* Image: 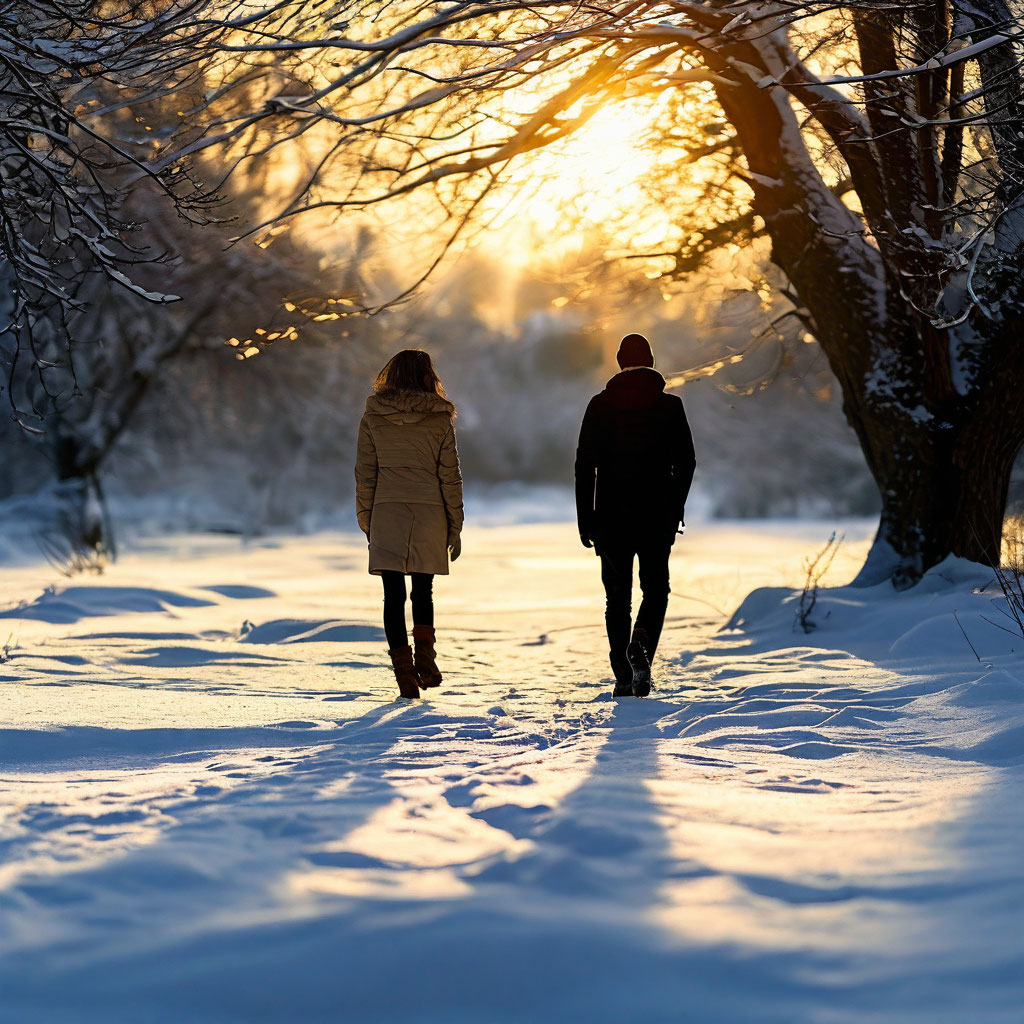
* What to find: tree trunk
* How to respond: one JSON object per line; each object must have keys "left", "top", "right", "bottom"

{"left": 52, "top": 432, "right": 115, "bottom": 562}
{"left": 696, "top": 17, "right": 1024, "bottom": 590}
{"left": 852, "top": 412, "right": 1018, "bottom": 588}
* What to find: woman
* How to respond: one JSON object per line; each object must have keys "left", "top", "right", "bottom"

{"left": 355, "top": 349, "right": 463, "bottom": 699}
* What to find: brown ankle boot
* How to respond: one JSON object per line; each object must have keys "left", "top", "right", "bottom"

{"left": 389, "top": 645, "right": 420, "bottom": 699}
{"left": 412, "top": 625, "right": 442, "bottom": 688}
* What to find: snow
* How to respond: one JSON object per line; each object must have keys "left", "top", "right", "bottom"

{"left": 2, "top": 518, "right": 1024, "bottom": 1021}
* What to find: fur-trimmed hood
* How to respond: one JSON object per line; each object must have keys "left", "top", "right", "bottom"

{"left": 365, "top": 389, "right": 456, "bottom": 423}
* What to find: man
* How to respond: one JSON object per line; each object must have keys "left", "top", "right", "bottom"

{"left": 575, "top": 334, "right": 696, "bottom": 697}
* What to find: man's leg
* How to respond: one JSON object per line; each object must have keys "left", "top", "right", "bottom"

{"left": 599, "top": 541, "right": 635, "bottom": 692}
{"left": 634, "top": 538, "right": 673, "bottom": 661}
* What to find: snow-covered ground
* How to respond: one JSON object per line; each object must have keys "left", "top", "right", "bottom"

{"left": 2, "top": 519, "right": 1023, "bottom": 1022}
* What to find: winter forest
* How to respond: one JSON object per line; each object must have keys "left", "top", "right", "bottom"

{"left": 3, "top": 2, "right": 1024, "bottom": 1021}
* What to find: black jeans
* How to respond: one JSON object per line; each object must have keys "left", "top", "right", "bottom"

{"left": 381, "top": 571, "right": 434, "bottom": 650}
{"left": 598, "top": 537, "right": 672, "bottom": 685}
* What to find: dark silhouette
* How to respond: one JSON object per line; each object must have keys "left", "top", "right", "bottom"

{"left": 575, "top": 334, "right": 696, "bottom": 696}
{"left": 355, "top": 349, "right": 463, "bottom": 699}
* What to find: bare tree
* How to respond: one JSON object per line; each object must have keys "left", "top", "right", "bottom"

{"left": 2, "top": 172, "right": 358, "bottom": 560}
{"left": 0, "top": 1, "right": 355, "bottom": 557}
{"left": 0, "top": 1, "right": 228, "bottom": 409}
{"left": 167, "top": 0, "right": 1024, "bottom": 589}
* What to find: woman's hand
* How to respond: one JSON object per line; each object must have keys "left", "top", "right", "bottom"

{"left": 448, "top": 532, "right": 462, "bottom": 562}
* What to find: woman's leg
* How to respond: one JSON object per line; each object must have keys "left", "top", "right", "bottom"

{"left": 410, "top": 574, "right": 441, "bottom": 688}
{"left": 380, "top": 571, "right": 408, "bottom": 649}
{"left": 381, "top": 571, "right": 418, "bottom": 698}
{"left": 409, "top": 573, "right": 434, "bottom": 626}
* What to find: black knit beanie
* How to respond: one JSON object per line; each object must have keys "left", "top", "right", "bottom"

{"left": 617, "top": 334, "right": 654, "bottom": 369}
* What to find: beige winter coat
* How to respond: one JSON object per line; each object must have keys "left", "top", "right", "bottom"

{"left": 355, "top": 390, "right": 464, "bottom": 575}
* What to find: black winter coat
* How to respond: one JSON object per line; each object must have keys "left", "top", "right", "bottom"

{"left": 574, "top": 368, "right": 696, "bottom": 543}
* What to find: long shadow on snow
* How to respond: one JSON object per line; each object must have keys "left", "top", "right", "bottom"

{"left": 3, "top": 693, "right": 1000, "bottom": 1022}
{"left": 12, "top": 700, "right": 876, "bottom": 1019}
{"left": 466, "top": 699, "right": 685, "bottom": 900}
{"left": 0, "top": 699, "right": 813, "bottom": 1023}
{"left": 0, "top": 703, "right": 413, "bottom": 976}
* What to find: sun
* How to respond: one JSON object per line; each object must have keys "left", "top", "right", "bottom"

{"left": 480, "top": 90, "right": 682, "bottom": 262}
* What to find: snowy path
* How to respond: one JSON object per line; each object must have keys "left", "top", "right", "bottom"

{"left": 1, "top": 522, "right": 1023, "bottom": 1022}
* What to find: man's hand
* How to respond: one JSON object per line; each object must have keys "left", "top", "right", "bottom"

{"left": 580, "top": 532, "right": 594, "bottom": 549}
{"left": 448, "top": 533, "right": 462, "bottom": 562}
